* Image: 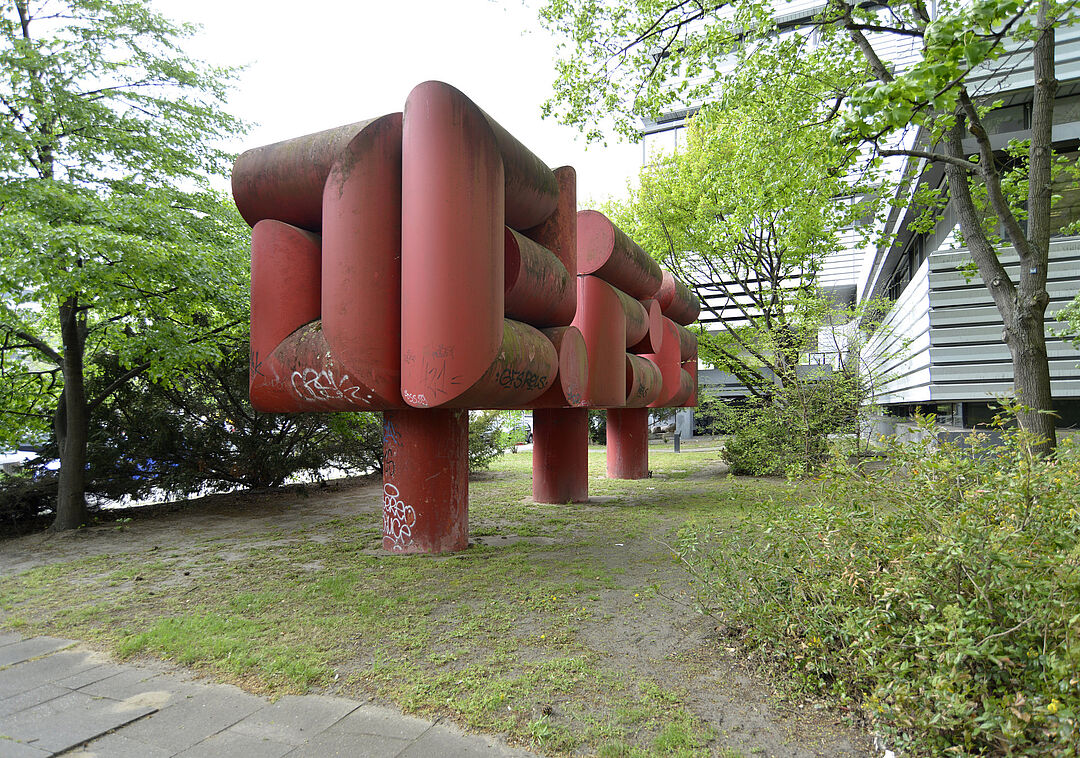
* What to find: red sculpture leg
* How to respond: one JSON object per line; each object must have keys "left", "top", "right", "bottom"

{"left": 607, "top": 407, "right": 650, "bottom": 480}
{"left": 532, "top": 408, "right": 589, "bottom": 503}
{"left": 382, "top": 408, "right": 469, "bottom": 554}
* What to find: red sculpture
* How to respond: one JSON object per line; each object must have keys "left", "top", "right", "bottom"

{"left": 232, "top": 82, "right": 699, "bottom": 554}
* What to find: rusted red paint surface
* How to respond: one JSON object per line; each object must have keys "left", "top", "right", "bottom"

{"left": 504, "top": 228, "right": 575, "bottom": 327}
{"left": 573, "top": 275, "right": 627, "bottom": 408}
{"left": 382, "top": 408, "right": 468, "bottom": 554}
{"left": 233, "top": 119, "right": 379, "bottom": 232}
{"left": 530, "top": 326, "right": 588, "bottom": 408}
{"left": 401, "top": 82, "right": 504, "bottom": 409}
{"left": 532, "top": 408, "right": 589, "bottom": 503}
{"left": 624, "top": 353, "right": 663, "bottom": 408}
{"left": 576, "top": 210, "right": 662, "bottom": 299}
{"left": 606, "top": 407, "right": 650, "bottom": 480}
{"left": 657, "top": 270, "right": 701, "bottom": 325}
{"left": 321, "top": 114, "right": 404, "bottom": 407}
{"left": 249, "top": 220, "right": 321, "bottom": 393}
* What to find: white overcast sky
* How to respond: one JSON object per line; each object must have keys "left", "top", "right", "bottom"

{"left": 154, "top": 0, "right": 641, "bottom": 207}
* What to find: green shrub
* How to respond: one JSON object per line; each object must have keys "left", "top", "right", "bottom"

{"left": 719, "top": 370, "right": 861, "bottom": 477}
{"left": 468, "top": 411, "right": 507, "bottom": 471}
{"left": 678, "top": 406, "right": 1080, "bottom": 755}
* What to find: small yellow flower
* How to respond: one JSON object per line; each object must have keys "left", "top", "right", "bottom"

{"left": 1048, "top": 700, "right": 1060, "bottom": 714}
{"left": 540, "top": 634, "right": 546, "bottom": 640}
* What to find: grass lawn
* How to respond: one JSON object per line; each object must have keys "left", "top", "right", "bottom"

{"left": 0, "top": 444, "right": 868, "bottom": 757}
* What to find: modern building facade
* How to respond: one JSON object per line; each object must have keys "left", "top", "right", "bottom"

{"left": 645, "top": 2, "right": 1080, "bottom": 432}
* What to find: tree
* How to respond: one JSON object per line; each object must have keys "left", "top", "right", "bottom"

{"left": 607, "top": 45, "right": 873, "bottom": 398}
{"left": 0, "top": 0, "right": 248, "bottom": 530}
{"left": 542, "top": 0, "right": 1080, "bottom": 454}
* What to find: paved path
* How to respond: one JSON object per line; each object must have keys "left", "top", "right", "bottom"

{"left": 0, "top": 636, "right": 536, "bottom": 757}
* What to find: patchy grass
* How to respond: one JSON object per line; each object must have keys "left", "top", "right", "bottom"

{"left": 0, "top": 444, "right": 858, "bottom": 757}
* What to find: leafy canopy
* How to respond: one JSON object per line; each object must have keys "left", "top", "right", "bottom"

{"left": 0, "top": 0, "right": 249, "bottom": 446}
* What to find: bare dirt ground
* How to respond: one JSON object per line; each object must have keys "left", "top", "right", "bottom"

{"left": 0, "top": 458, "right": 875, "bottom": 757}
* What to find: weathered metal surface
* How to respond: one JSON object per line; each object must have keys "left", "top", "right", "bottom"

{"left": 681, "top": 359, "right": 698, "bottom": 407}
{"left": 573, "top": 275, "right": 627, "bottom": 408}
{"left": 613, "top": 285, "right": 650, "bottom": 348}
{"left": 532, "top": 408, "right": 589, "bottom": 503}
{"left": 256, "top": 322, "right": 386, "bottom": 412}
{"left": 642, "top": 318, "right": 684, "bottom": 408}
{"left": 476, "top": 103, "right": 559, "bottom": 230}
{"left": 670, "top": 368, "right": 696, "bottom": 407}
{"left": 657, "top": 270, "right": 701, "bottom": 325}
{"left": 321, "top": 114, "right": 404, "bottom": 407}
{"left": 232, "top": 119, "right": 379, "bottom": 231}
{"left": 577, "top": 210, "right": 663, "bottom": 299}
{"left": 524, "top": 166, "right": 577, "bottom": 283}
{"left": 673, "top": 321, "right": 698, "bottom": 362}
{"left": 401, "top": 81, "right": 504, "bottom": 408}
{"left": 449, "top": 318, "right": 558, "bottom": 409}
{"left": 606, "top": 407, "right": 650, "bottom": 479}
{"left": 630, "top": 298, "right": 665, "bottom": 355}
{"left": 528, "top": 326, "right": 589, "bottom": 408}
{"left": 624, "top": 353, "right": 663, "bottom": 408}
{"left": 249, "top": 219, "right": 321, "bottom": 382}
{"left": 504, "top": 228, "right": 575, "bottom": 327}
{"left": 382, "top": 408, "right": 468, "bottom": 554}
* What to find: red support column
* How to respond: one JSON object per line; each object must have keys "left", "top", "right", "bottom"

{"left": 532, "top": 408, "right": 589, "bottom": 503}
{"left": 606, "top": 407, "right": 650, "bottom": 480}
{"left": 382, "top": 408, "right": 469, "bottom": 554}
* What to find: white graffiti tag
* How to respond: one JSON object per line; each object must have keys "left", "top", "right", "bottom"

{"left": 290, "top": 368, "right": 364, "bottom": 403}
{"left": 382, "top": 484, "right": 416, "bottom": 552}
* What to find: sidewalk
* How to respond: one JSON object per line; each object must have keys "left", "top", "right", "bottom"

{"left": 0, "top": 635, "right": 537, "bottom": 757}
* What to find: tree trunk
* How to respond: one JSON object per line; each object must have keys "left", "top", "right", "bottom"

{"left": 1010, "top": 301, "right": 1057, "bottom": 454}
{"left": 51, "top": 298, "right": 89, "bottom": 531}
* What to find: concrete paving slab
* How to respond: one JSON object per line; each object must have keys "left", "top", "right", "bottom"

{"left": 0, "top": 689, "right": 155, "bottom": 753}
{"left": 228, "top": 694, "right": 358, "bottom": 745}
{"left": 0, "top": 684, "right": 68, "bottom": 718}
{"left": 119, "top": 685, "right": 264, "bottom": 752}
{"left": 398, "top": 724, "right": 534, "bottom": 758}
{"left": 328, "top": 703, "right": 431, "bottom": 740}
{"left": 281, "top": 730, "right": 411, "bottom": 758}
{"left": 76, "top": 668, "right": 193, "bottom": 702}
{"left": 0, "top": 736, "right": 51, "bottom": 757}
{"left": 0, "top": 634, "right": 25, "bottom": 648}
{"left": 175, "top": 728, "right": 296, "bottom": 758}
{"left": 55, "top": 661, "right": 128, "bottom": 690}
{"left": 64, "top": 732, "right": 175, "bottom": 758}
{"left": 0, "top": 638, "right": 75, "bottom": 668}
{"left": 0, "top": 651, "right": 101, "bottom": 698}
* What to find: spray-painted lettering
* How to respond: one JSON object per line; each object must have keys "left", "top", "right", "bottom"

{"left": 382, "top": 483, "right": 416, "bottom": 552}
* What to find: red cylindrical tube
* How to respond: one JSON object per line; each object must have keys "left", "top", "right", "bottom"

{"left": 504, "top": 228, "right": 575, "bottom": 327}
{"left": 657, "top": 270, "right": 701, "bottom": 325}
{"left": 607, "top": 407, "right": 650, "bottom": 479}
{"left": 401, "top": 81, "right": 504, "bottom": 408}
{"left": 232, "top": 119, "right": 378, "bottom": 231}
{"left": 532, "top": 408, "right": 589, "bottom": 503}
{"left": 573, "top": 275, "right": 627, "bottom": 408}
{"left": 322, "top": 114, "right": 404, "bottom": 408}
{"left": 624, "top": 354, "right": 663, "bottom": 408}
{"left": 448, "top": 319, "right": 558, "bottom": 409}
{"left": 577, "top": 210, "right": 662, "bottom": 300}
{"left": 381, "top": 408, "right": 469, "bottom": 554}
